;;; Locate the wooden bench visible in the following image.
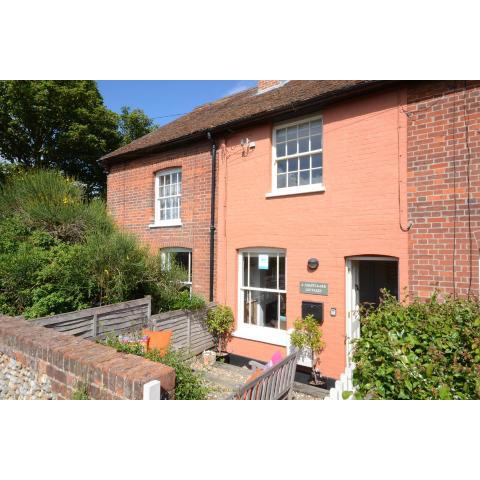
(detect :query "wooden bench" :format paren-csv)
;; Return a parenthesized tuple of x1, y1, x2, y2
(228, 350, 299, 400)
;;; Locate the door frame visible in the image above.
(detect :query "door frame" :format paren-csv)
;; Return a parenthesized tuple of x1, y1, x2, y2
(345, 256, 399, 367)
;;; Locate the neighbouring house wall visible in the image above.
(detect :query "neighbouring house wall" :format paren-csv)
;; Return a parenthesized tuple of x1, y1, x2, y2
(106, 142, 216, 300)
(216, 87, 409, 379)
(0, 315, 175, 399)
(407, 81, 480, 299)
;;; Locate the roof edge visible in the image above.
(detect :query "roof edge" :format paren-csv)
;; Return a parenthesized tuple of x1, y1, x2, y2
(100, 80, 395, 167)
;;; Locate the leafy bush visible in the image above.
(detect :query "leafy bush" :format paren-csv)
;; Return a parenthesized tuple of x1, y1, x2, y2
(103, 334, 209, 400)
(353, 293, 480, 399)
(0, 170, 201, 317)
(206, 305, 234, 352)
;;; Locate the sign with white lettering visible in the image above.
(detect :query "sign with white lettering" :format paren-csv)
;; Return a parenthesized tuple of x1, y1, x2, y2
(258, 254, 269, 270)
(300, 281, 328, 296)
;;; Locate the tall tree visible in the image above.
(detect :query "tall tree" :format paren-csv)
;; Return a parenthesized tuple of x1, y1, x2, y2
(118, 106, 156, 146)
(0, 81, 121, 196)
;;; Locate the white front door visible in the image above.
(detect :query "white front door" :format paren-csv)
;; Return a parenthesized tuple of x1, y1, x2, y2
(345, 259, 360, 366)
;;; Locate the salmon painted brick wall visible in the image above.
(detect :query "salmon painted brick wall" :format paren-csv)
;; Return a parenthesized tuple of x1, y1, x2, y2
(216, 88, 409, 379)
(407, 81, 480, 299)
(106, 142, 216, 300)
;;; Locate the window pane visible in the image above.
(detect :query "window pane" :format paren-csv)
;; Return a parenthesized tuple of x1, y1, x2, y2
(172, 207, 179, 219)
(298, 122, 309, 137)
(311, 153, 322, 168)
(277, 159, 287, 174)
(311, 134, 322, 151)
(312, 168, 322, 184)
(174, 252, 189, 282)
(160, 209, 165, 220)
(244, 290, 254, 325)
(160, 199, 166, 209)
(277, 174, 286, 189)
(279, 293, 287, 330)
(159, 186, 164, 197)
(250, 290, 279, 329)
(298, 137, 309, 153)
(287, 126, 297, 140)
(165, 175, 171, 185)
(299, 170, 310, 185)
(276, 142, 286, 157)
(276, 128, 286, 142)
(288, 172, 298, 187)
(310, 120, 322, 135)
(249, 254, 277, 289)
(243, 255, 249, 287)
(249, 255, 259, 287)
(287, 158, 298, 172)
(279, 256, 285, 290)
(300, 156, 310, 170)
(287, 140, 297, 156)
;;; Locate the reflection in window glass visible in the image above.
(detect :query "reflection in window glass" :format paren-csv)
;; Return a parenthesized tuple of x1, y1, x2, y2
(241, 251, 286, 331)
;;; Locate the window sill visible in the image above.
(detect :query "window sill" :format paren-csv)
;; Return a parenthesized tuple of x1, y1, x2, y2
(149, 220, 182, 228)
(265, 184, 325, 198)
(232, 324, 290, 347)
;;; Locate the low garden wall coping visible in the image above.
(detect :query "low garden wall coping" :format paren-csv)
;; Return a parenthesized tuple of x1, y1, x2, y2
(0, 315, 175, 399)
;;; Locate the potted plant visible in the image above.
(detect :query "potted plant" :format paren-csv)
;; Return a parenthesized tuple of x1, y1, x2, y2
(206, 305, 234, 362)
(290, 314, 325, 386)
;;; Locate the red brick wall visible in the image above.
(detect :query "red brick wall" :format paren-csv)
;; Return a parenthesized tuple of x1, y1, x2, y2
(407, 81, 480, 299)
(106, 142, 216, 300)
(0, 315, 176, 399)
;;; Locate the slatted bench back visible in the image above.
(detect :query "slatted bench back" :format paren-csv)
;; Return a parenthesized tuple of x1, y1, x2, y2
(229, 350, 299, 400)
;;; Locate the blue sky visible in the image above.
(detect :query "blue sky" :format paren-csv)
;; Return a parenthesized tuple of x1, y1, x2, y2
(97, 80, 257, 126)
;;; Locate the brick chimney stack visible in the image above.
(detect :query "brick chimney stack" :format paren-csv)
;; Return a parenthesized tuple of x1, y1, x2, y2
(257, 80, 285, 93)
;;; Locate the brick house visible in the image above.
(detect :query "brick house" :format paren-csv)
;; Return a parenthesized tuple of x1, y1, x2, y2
(101, 80, 480, 382)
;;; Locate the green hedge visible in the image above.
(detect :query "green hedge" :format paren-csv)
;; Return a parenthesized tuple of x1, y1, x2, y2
(0, 170, 204, 317)
(353, 293, 480, 399)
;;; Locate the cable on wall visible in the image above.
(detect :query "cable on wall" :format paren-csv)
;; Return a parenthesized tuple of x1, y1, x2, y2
(397, 91, 412, 232)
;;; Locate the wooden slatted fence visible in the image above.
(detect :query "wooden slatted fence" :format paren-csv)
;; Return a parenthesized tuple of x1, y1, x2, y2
(31, 297, 151, 339)
(30, 296, 214, 355)
(149, 303, 215, 354)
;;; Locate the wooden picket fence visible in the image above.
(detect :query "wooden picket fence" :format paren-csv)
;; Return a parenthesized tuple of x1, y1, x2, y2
(324, 365, 356, 400)
(30, 296, 214, 354)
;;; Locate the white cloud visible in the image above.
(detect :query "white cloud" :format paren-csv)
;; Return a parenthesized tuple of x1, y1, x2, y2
(224, 81, 255, 96)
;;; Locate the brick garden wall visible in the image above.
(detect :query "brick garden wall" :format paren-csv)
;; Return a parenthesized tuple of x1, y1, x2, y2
(0, 315, 175, 400)
(106, 141, 216, 300)
(407, 81, 480, 299)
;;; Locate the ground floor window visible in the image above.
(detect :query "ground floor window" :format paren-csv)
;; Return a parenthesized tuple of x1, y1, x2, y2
(239, 249, 286, 330)
(161, 248, 192, 293)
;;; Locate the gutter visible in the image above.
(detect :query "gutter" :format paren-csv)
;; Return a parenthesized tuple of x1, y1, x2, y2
(207, 131, 216, 302)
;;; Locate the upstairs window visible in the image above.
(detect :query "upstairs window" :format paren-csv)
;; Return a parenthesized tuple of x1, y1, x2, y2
(154, 168, 182, 226)
(272, 116, 323, 195)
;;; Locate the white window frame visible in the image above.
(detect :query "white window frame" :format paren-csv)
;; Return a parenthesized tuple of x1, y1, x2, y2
(150, 168, 182, 228)
(161, 247, 192, 293)
(234, 248, 289, 346)
(266, 114, 325, 198)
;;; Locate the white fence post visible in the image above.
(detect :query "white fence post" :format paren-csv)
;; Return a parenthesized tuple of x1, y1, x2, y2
(143, 380, 161, 400)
